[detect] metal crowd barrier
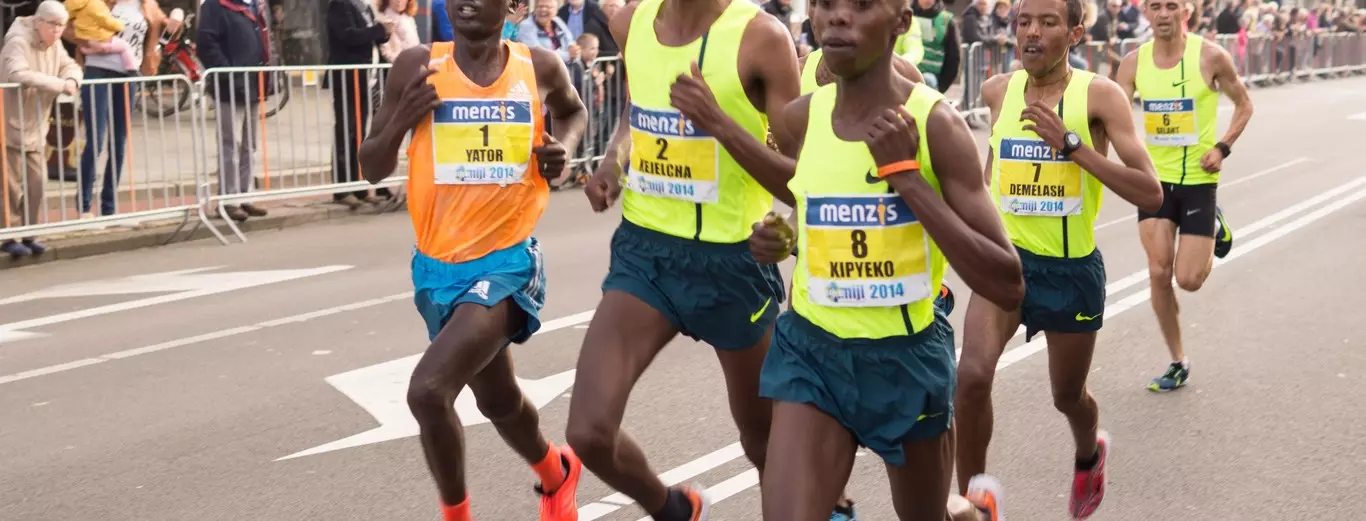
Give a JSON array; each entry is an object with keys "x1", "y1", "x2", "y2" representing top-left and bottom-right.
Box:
[
  {"x1": 1, "y1": 74, "x2": 202, "y2": 243},
  {"x1": 2, "y1": 33, "x2": 1363, "y2": 245}
]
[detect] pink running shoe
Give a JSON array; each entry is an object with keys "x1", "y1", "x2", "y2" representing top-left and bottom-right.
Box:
[{"x1": 1069, "y1": 430, "x2": 1110, "y2": 519}]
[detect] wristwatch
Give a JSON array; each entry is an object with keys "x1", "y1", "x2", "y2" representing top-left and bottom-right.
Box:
[{"x1": 1060, "y1": 131, "x2": 1082, "y2": 158}]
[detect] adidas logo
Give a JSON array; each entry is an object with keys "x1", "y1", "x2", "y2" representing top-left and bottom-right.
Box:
[{"x1": 508, "y1": 81, "x2": 532, "y2": 101}]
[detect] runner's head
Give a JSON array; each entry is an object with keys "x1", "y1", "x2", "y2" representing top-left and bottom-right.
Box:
[
  {"x1": 813, "y1": 0, "x2": 913, "y2": 78},
  {"x1": 1014, "y1": 0, "x2": 1084, "y2": 77},
  {"x1": 447, "y1": 0, "x2": 508, "y2": 39},
  {"x1": 1144, "y1": 0, "x2": 1190, "y2": 40}
]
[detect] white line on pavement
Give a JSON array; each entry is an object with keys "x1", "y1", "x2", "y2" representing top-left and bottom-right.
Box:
[
  {"x1": 1093, "y1": 156, "x2": 1310, "y2": 233},
  {"x1": 639, "y1": 179, "x2": 1366, "y2": 518}
]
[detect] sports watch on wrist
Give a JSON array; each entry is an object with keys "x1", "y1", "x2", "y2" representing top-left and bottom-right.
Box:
[{"x1": 1060, "y1": 131, "x2": 1082, "y2": 157}]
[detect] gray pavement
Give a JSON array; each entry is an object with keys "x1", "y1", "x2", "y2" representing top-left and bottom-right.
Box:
[{"x1": 3, "y1": 77, "x2": 1366, "y2": 521}]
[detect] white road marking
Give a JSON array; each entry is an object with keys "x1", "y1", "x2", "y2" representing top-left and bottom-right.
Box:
[
  {"x1": 647, "y1": 178, "x2": 1366, "y2": 517},
  {"x1": 1093, "y1": 156, "x2": 1309, "y2": 232},
  {"x1": 0, "y1": 266, "x2": 353, "y2": 346},
  {"x1": 1348, "y1": 111, "x2": 1366, "y2": 120}
]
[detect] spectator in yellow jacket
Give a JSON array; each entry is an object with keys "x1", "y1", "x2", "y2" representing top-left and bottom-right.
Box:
[{"x1": 63, "y1": 0, "x2": 137, "y2": 69}]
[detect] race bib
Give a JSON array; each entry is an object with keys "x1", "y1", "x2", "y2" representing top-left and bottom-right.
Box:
[
  {"x1": 803, "y1": 194, "x2": 933, "y2": 308},
  {"x1": 626, "y1": 105, "x2": 720, "y2": 203},
  {"x1": 996, "y1": 137, "x2": 1084, "y2": 217},
  {"x1": 1142, "y1": 98, "x2": 1198, "y2": 147},
  {"x1": 430, "y1": 99, "x2": 534, "y2": 185}
]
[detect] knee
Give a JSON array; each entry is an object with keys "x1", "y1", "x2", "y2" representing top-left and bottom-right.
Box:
[
  {"x1": 955, "y1": 359, "x2": 997, "y2": 406},
  {"x1": 565, "y1": 411, "x2": 619, "y2": 464},
  {"x1": 406, "y1": 374, "x2": 458, "y2": 418},
  {"x1": 475, "y1": 390, "x2": 526, "y2": 425},
  {"x1": 1148, "y1": 263, "x2": 1174, "y2": 287},
  {"x1": 736, "y1": 417, "x2": 770, "y2": 469},
  {"x1": 1051, "y1": 386, "x2": 1091, "y2": 415},
  {"x1": 1175, "y1": 271, "x2": 1205, "y2": 292}
]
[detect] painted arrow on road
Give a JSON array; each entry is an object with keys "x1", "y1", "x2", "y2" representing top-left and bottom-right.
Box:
[
  {"x1": 277, "y1": 311, "x2": 594, "y2": 461},
  {"x1": 0, "y1": 265, "x2": 353, "y2": 345}
]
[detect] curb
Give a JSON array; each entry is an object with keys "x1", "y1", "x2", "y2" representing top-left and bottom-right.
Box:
[{"x1": 1, "y1": 202, "x2": 387, "y2": 271}]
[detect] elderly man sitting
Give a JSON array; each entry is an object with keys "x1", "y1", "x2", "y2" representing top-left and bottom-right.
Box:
[{"x1": 0, "y1": 0, "x2": 82, "y2": 257}]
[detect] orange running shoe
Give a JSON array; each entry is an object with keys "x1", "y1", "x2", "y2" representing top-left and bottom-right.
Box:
[
  {"x1": 537, "y1": 446, "x2": 583, "y2": 521},
  {"x1": 965, "y1": 474, "x2": 1005, "y2": 521},
  {"x1": 675, "y1": 484, "x2": 712, "y2": 520}
]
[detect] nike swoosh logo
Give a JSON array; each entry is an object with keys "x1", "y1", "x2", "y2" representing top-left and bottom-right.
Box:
[
  {"x1": 1075, "y1": 312, "x2": 1101, "y2": 321},
  {"x1": 1171, "y1": 80, "x2": 1189, "y2": 87},
  {"x1": 917, "y1": 411, "x2": 945, "y2": 421},
  {"x1": 750, "y1": 297, "x2": 772, "y2": 323},
  {"x1": 865, "y1": 170, "x2": 881, "y2": 184}
]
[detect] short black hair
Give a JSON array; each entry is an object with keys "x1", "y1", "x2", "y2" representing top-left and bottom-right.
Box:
[{"x1": 1065, "y1": 0, "x2": 1084, "y2": 27}]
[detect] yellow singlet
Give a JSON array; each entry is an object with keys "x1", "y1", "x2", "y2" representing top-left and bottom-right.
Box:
[
  {"x1": 621, "y1": 0, "x2": 773, "y2": 243},
  {"x1": 789, "y1": 82, "x2": 948, "y2": 339},
  {"x1": 1134, "y1": 35, "x2": 1220, "y2": 185},
  {"x1": 988, "y1": 69, "x2": 1103, "y2": 259}
]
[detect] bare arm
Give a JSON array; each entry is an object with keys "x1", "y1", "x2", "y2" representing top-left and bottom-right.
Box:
[
  {"x1": 1072, "y1": 78, "x2": 1163, "y2": 213},
  {"x1": 530, "y1": 46, "x2": 589, "y2": 158},
  {"x1": 1114, "y1": 50, "x2": 1139, "y2": 102},
  {"x1": 1207, "y1": 43, "x2": 1253, "y2": 148},
  {"x1": 886, "y1": 103, "x2": 1024, "y2": 311},
  {"x1": 1, "y1": 40, "x2": 71, "y2": 93},
  {"x1": 891, "y1": 56, "x2": 925, "y2": 84},
  {"x1": 358, "y1": 47, "x2": 431, "y2": 184},
  {"x1": 978, "y1": 73, "x2": 1011, "y2": 186},
  {"x1": 708, "y1": 14, "x2": 801, "y2": 205},
  {"x1": 595, "y1": 2, "x2": 637, "y2": 176}
]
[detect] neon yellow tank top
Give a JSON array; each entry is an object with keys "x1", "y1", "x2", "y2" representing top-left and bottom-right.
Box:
[
  {"x1": 1135, "y1": 35, "x2": 1220, "y2": 186},
  {"x1": 621, "y1": 0, "x2": 772, "y2": 243},
  {"x1": 790, "y1": 82, "x2": 948, "y2": 340},
  {"x1": 800, "y1": 49, "x2": 821, "y2": 94},
  {"x1": 988, "y1": 69, "x2": 1102, "y2": 259}
]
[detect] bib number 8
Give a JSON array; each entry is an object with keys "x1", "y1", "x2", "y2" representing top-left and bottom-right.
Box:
[{"x1": 851, "y1": 229, "x2": 868, "y2": 258}]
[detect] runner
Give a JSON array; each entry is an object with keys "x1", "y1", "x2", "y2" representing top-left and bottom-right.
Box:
[
  {"x1": 568, "y1": 0, "x2": 802, "y2": 518},
  {"x1": 355, "y1": 0, "x2": 588, "y2": 518},
  {"x1": 750, "y1": 0, "x2": 1020, "y2": 518},
  {"x1": 954, "y1": 0, "x2": 1164, "y2": 518},
  {"x1": 1115, "y1": 0, "x2": 1253, "y2": 392}
]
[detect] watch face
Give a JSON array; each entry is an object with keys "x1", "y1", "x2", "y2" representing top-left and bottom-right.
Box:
[{"x1": 1066, "y1": 133, "x2": 1081, "y2": 148}]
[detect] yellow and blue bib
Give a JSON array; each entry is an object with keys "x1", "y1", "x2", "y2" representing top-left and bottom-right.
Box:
[
  {"x1": 988, "y1": 69, "x2": 1102, "y2": 259},
  {"x1": 790, "y1": 82, "x2": 948, "y2": 340},
  {"x1": 621, "y1": 0, "x2": 772, "y2": 243},
  {"x1": 1134, "y1": 35, "x2": 1220, "y2": 185}
]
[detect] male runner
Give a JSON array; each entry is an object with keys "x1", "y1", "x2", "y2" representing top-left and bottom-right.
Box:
[
  {"x1": 954, "y1": 0, "x2": 1164, "y2": 518},
  {"x1": 1115, "y1": 0, "x2": 1253, "y2": 392},
  {"x1": 356, "y1": 0, "x2": 588, "y2": 518},
  {"x1": 748, "y1": 0, "x2": 1019, "y2": 519},
  {"x1": 569, "y1": 0, "x2": 802, "y2": 518}
]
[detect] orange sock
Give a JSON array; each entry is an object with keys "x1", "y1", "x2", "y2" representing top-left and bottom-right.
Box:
[
  {"x1": 441, "y1": 497, "x2": 471, "y2": 521},
  {"x1": 532, "y1": 444, "x2": 567, "y2": 493}
]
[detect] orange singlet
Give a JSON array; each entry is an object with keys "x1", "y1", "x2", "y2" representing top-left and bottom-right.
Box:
[{"x1": 406, "y1": 41, "x2": 547, "y2": 264}]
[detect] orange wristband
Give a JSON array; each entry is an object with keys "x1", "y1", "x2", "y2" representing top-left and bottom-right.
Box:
[{"x1": 877, "y1": 160, "x2": 920, "y2": 178}]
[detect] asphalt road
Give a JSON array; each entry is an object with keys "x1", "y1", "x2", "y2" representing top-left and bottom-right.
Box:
[{"x1": 3, "y1": 77, "x2": 1366, "y2": 521}]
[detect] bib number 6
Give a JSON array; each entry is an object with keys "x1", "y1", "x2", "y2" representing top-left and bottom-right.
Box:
[{"x1": 1162, "y1": 114, "x2": 1171, "y2": 126}]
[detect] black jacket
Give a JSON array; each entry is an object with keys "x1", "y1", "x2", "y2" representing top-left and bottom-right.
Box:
[
  {"x1": 197, "y1": 0, "x2": 274, "y2": 104},
  {"x1": 557, "y1": 1, "x2": 617, "y2": 57},
  {"x1": 327, "y1": 0, "x2": 390, "y2": 65}
]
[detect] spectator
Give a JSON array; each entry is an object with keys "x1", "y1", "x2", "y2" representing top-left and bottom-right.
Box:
[
  {"x1": 73, "y1": 0, "x2": 152, "y2": 219},
  {"x1": 561, "y1": 31, "x2": 602, "y2": 189},
  {"x1": 62, "y1": 0, "x2": 136, "y2": 70},
  {"x1": 430, "y1": 0, "x2": 452, "y2": 41},
  {"x1": 761, "y1": 0, "x2": 794, "y2": 29},
  {"x1": 197, "y1": 0, "x2": 273, "y2": 222},
  {"x1": 959, "y1": 0, "x2": 991, "y2": 46},
  {"x1": 600, "y1": 0, "x2": 624, "y2": 24},
  {"x1": 911, "y1": 0, "x2": 960, "y2": 92},
  {"x1": 797, "y1": 0, "x2": 817, "y2": 56},
  {"x1": 1217, "y1": 0, "x2": 1246, "y2": 34},
  {"x1": 376, "y1": 0, "x2": 419, "y2": 64},
  {"x1": 558, "y1": 0, "x2": 615, "y2": 56},
  {"x1": 505, "y1": 0, "x2": 528, "y2": 40},
  {"x1": 1, "y1": 1, "x2": 80, "y2": 256},
  {"x1": 327, "y1": 0, "x2": 393, "y2": 208},
  {"x1": 518, "y1": 0, "x2": 575, "y2": 63}
]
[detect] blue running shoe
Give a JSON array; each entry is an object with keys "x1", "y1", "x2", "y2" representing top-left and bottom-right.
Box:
[
  {"x1": 934, "y1": 283, "x2": 955, "y2": 316},
  {"x1": 830, "y1": 500, "x2": 856, "y2": 521},
  {"x1": 1148, "y1": 361, "x2": 1190, "y2": 392},
  {"x1": 1214, "y1": 206, "x2": 1233, "y2": 259}
]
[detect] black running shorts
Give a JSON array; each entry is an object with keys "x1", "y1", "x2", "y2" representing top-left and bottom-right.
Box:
[{"x1": 1137, "y1": 182, "x2": 1218, "y2": 237}]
